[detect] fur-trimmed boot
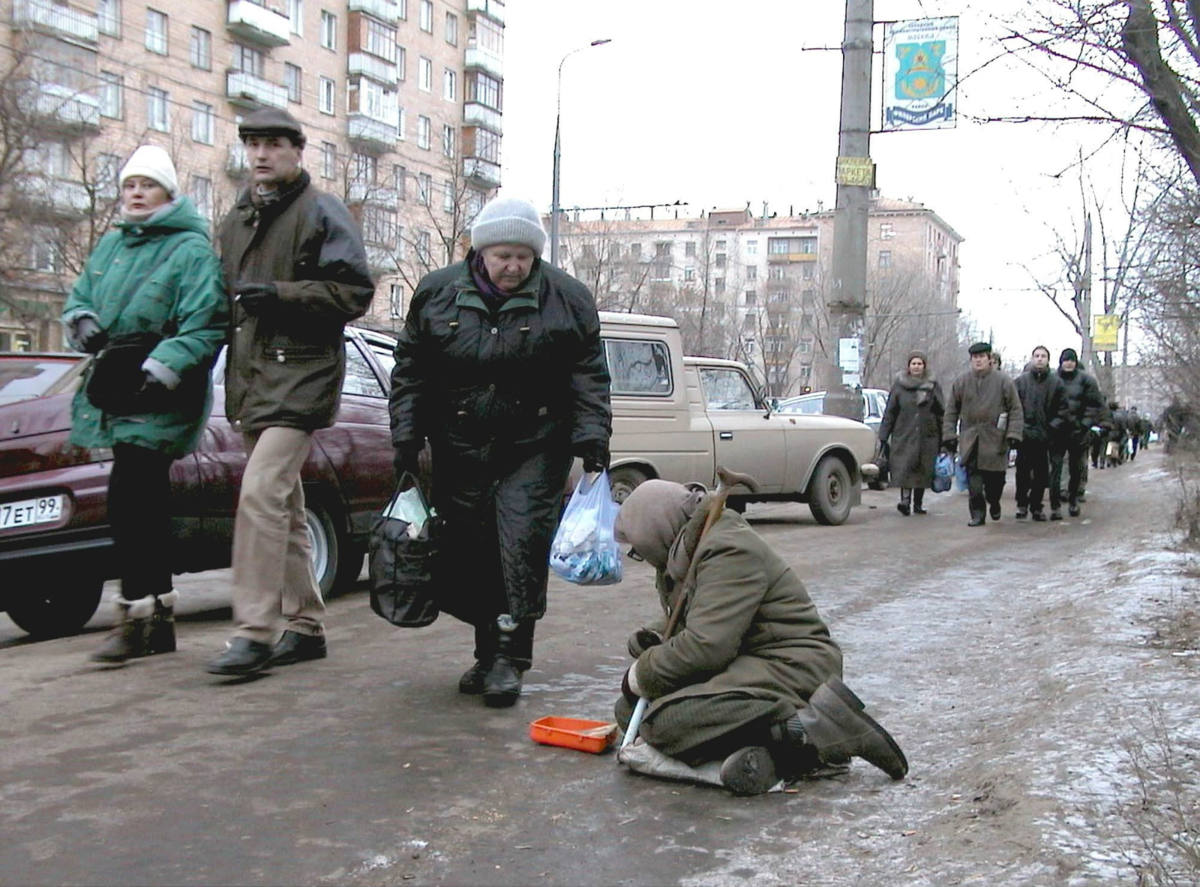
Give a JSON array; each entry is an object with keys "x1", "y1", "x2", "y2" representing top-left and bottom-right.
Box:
[
  {"x1": 91, "y1": 594, "x2": 156, "y2": 664},
  {"x1": 482, "y1": 616, "x2": 535, "y2": 708},
  {"x1": 146, "y1": 590, "x2": 179, "y2": 655}
]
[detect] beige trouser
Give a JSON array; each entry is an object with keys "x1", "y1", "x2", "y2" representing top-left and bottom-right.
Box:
[{"x1": 231, "y1": 427, "x2": 326, "y2": 643}]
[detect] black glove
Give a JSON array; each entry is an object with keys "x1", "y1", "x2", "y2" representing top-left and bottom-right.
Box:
[
  {"x1": 393, "y1": 441, "x2": 424, "y2": 480},
  {"x1": 76, "y1": 317, "x2": 108, "y2": 355},
  {"x1": 621, "y1": 665, "x2": 640, "y2": 706},
  {"x1": 1006, "y1": 437, "x2": 1021, "y2": 450},
  {"x1": 942, "y1": 438, "x2": 957, "y2": 455},
  {"x1": 577, "y1": 439, "x2": 610, "y2": 474},
  {"x1": 234, "y1": 281, "x2": 279, "y2": 316},
  {"x1": 627, "y1": 627, "x2": 663, "y2": 658}
]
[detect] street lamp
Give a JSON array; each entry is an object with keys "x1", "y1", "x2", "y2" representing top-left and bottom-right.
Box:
[{"x1": 550, "y1": 38, "x2": 612, "y2": 267}]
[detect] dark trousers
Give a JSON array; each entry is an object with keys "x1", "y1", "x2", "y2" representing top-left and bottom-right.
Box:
[
  {"x1": 1015, "y1": 440, "x2": 1051, "y2": 513},
  {"x1": 1049, "y1": 444, "x2": 1085, "y2": 509},
  {"x1": 1090, "y1": 435, "x2": 1105, "y2": 468},
  {"x1": 107, "y1": 443, "x2": 177, "y2": 600}
]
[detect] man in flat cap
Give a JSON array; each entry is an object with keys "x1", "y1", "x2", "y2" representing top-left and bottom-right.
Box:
[
  {"x1": 942, "y1": 342, "x2": 1024, "y2": 526},
  {"x1": 209, "y1": 107, "x2": 375, "y2": 677}
]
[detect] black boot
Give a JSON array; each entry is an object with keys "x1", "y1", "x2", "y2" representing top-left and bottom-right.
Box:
[
  {"x1": 146, "y1": 590, "x2": 178, "y2": 655},
  {"x1": 483, "y1": 616, "x2": 534, "y2": 708},
  {"x1": 896, "y1": 488, "x2": 911, "y2": 516},
  {"x1": 460, "y1": 622, "x2": 497, "y2": 695},
  {"x1": 91, "y1": 595, "x2": 154, "y2": 664},
  {"x1": 912, "y1": 488, "x2": 927, "y2": 515}
]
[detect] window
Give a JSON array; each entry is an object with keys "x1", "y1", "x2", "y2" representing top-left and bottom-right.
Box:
[
  {"x1": 287, "y1": 0, "x2": 303, "y2": 36},
  {"x1": 233, "y1": 45, "x2": 264, "y2": 77},
  {"x1": 418, "y1": 57, "x2": 432, "y2": 91},
  {"x1": 191, "y1": 175, "x2": 212, "y2": 220},
  {"x1": 396, "y1": 46, "x2": 407, "y2": 80},
  {"x1": 320, "y1": 10, "x2": 336, "y2": 50},
  {"x1": 96, "y1": 153, "x2": 121, "y2": 196},
  {"x1": 442, "y1": 124, "x2": 455, "y2": 157},
  {"x1": 191, "y1": 101, "x2": 214, "y2": 144},
  {"x1": 360, "y1": 79, "x2": 396, "y2": 121},
  {"x1": 473, "y1": 127, "x2": 500, "y2": 162},
  {"x1": 768, "y1": 236, "x2": 817, "y2": 255},
  {"x1": 97, "y1": 0, "x2": 119, "y2": 36},
  {"x1": 417, "y1": 115, "x2": 431, "y2": 150},
  {"x1": 393, "y1": 165, "x2": 407, "y2": 199},
  {"x1": 744, "y1": 290, "x2": 756, "y2": 306},
  {"x1": 715, "y1": 252, "x2": 726, "y2": 269},
  {"x1": 366, "y1": 19, "x2": 397, "y2": 62},
  {"x1": 351, "y1": 152, "x2": 377, "y2": 185},
  {"x1": 396, "y1": 106, "x2": 407, "y2": 140},
  {"x1": 361, "y1": 204, "x2": 397, "y2": 246},
  {"x1": 802, "y1": 263, "x2": 814, "y2": 280},
  {"x1": 880, "y1": 222, "x2": 895, "y2": 240},
  {"x1": 396, "y1": 0, "x2": 408, "y2": 19},
  {"x1": 319, "y1": 77, "x2": 335, "y2": 114},
  {"x1": 604, "y1": 339, "x2": 673, "y2": 396},
  {"x1": 285, "y1": 64, "x2": 302, "y2": 103},
  {"x1": 98, "y1": 71, "x2": 123, "y2": 119},
  {"x1": 445, "y1": 12, "x2": 458, "y2": 44},
  {"x1": 685, "y1": 241, "x2": 696, "y2": 258},
  {"x1": 389, "y1": 283, "x2": 405, "y2": 320},
  {"x1": 147, "y1": 87, "x2": 169, "y2": 131},
  {"x1": 769, "y1": 266, "x2": 786, "y2": 280},
  {"x1": 417, "y1": 172, "x2": 431, "y2": 205},
  {"x1": 700, "y1": 367, "x2": 757, "y2": 411},
  {"x1": 416, "y1": 229, "x2": 431, "y2": 265},
  {"x1": 419, "y1": 0, "x2": 432, "y2": 32},
  {"x1": 443, "y1": 68, "x2": 457, "y2": 102},
  {"x1": 145, "y1": 9, "x2": 167, "y2": 54},
  {"x1": 30, "y1": 229, "x2": 57, "y2": 273},
  {"x1": 470, "y1": 14, "x2": 503, "y2": 56},
  {"x1": 715, "y1": 278, "x2": 726, "y2": 295},
  {"x1": 321, "y1": 142, "x2": 337, "y2": 179},
  {"x1": 443, "y1": 180, "x2": 453, "y2": 213},
  {"x1": 31, "y1": 142, "x2": 70, "y2": 178},
  {"x1": 344, "y1": 342, "x2": 386, "y2": 397},
  {"x1": 746, "y1": 265, "x2": 757, "y2": 280},
  {"x1": 629, "y1": 243, "x2": 641, "y2": 259},
  {"x1": 878, "y1": 250, "x2": 892, "y2": 268},
  {"x1": 469, "y1": 72, "x2": 501, "y2": 110},
  {"x1": 190, "y1": 27, "x2": 211, "y2": 69},
  {"x1": 746, "y1": 240, "x2": 758, "y2": 256}
]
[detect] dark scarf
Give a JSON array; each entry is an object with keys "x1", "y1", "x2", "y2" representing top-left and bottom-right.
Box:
[
  {"x1": 470, "y1": 252, "x2": 515, "y2": 310},
  {"x1": 242, "y1": 170, "x2": 311, "y2": 226}
]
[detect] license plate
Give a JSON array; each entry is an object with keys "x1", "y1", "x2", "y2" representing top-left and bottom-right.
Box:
[{"x1": 0, "y1": 495, "x2": 66, "y2": 531}]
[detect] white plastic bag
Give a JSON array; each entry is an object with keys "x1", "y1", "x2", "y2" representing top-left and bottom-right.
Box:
[{"x1": 550, "y1": 471, "x2": 623, "y2": 586}]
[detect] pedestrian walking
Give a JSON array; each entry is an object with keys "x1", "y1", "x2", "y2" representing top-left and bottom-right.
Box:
[
  {"x1": 1049, "y1": 348, "x2": 1107, "y2": 519},
  {"x1": 1013, "y1": 346, "x2": 1069, "y2": 521},
  {"x1": 877, "y1": 350, "x2": 945, "y2": 516},
  {"x1": 388, "y1": 197, "x2": 612, "y2": 708},
  {"x1": 1128, "y1": 407, "x2": 1143, "y2": 460},
  {"x1": 612, "y1": 479, "x2": 907, "y2": 795},
  {"x1": 942, "y1": 342, "x2": 1024, "y2": 526},
  {"x1": 61, "y1": 145, "x2": 228, "y2": 663},
  {"x1": 1106, "y1": 401, "x2": 1128, "y2": 467},
  {"x1": 207, "y1": 108, "x2": 374, "y2": 677}
]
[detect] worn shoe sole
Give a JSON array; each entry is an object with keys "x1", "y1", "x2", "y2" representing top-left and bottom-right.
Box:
[
  {"x1": 269, "y1": 645, "x2": 328, "y2": 666},
  {"x1": 813, "y1": 678, "x2": 909, "y2": 780},
  {"x1": 720, "y1": 746, "x2": 779, "y2": 795}
]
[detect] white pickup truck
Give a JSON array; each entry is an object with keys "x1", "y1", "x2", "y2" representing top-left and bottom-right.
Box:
[{"x1": 598, "y1": 312, "x2": 878, "y2": 525}]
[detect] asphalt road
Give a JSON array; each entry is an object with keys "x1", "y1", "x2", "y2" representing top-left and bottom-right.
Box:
[{"x1": 0, "y1": 448, "x2": 1186, "y2": 886}]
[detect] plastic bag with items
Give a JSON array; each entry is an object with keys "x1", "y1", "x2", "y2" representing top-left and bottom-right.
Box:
[
  {"x1": 932, "y1": 452, "x2": 954, "y2": 493},
  {"x1": 550, "y1": 471, "x2": 623, "y2": 586}
]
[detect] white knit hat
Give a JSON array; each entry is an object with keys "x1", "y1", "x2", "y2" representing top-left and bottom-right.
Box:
[
  {"x1": 119, "y1": 145, "x2": 179, "y2": 197},
  {"x1": 470, "y1": 197, "x2": 547, "y2": 254}
]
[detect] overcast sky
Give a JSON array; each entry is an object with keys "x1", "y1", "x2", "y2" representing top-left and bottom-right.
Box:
[{"x1": 493, "y1": 0, "x2": 1142, "y2": 370}]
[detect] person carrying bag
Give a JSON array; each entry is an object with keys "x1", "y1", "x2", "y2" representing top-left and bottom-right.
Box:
[{"x1": 369, "y1": 473, "x2": 441, "y2": 628}]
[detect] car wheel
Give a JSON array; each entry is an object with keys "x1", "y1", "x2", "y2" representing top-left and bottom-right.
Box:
[
  {"x1": 808, "y1": 455, "x2": 854, "y2": 526},
  {"x1": 305, "y1": 501, "x2": 363, "y2": 599},
  {"x1": 6, "y1": 573, "x2": 104, "y2": 638},
  {"x1": 608, "y1": 466, "x2": 648, "y2": 504}
]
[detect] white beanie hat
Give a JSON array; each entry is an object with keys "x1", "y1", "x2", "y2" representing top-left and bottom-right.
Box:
[
  {"x1": 470, "y1": 197, "x2": 547, "y2": 255},
  {"x1": 119, "y1": 145, "x2": 179, "y2": 197}
]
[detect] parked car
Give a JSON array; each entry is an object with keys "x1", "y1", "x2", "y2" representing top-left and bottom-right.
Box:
[
  {"x1": 0, "y1": 353, "x2": 82, "y2": 406},
  {"x1": 0, "y1": 328, "x2": 398, "y2": 639},
  {"x1": 775, "y1": 388, "x2": 890, "y2": 434}
]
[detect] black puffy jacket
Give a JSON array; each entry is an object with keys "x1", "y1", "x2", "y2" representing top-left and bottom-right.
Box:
[
  {"x1": 1014, "y1": 367, "x2": 1069, "y2": 443},
  {"x1": 1056, "y1": 367, "x2": 1107, "y2": 447}
]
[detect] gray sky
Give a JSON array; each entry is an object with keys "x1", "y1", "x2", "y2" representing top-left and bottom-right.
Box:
[{"x1": 495, "y1": 0, "x2": 1140, "y2": 371}]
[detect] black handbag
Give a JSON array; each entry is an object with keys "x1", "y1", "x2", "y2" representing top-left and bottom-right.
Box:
[
  {"x1": 85, "y1": 331, "x2": 167, "y2": 415},
  {"x1": 368, "y1": 474, "x2": 440, "y2": 628}
]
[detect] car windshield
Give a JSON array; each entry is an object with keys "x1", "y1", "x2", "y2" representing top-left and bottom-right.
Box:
[{"x1": 0, "y1": 357, "x2": 82, "y2": 404}]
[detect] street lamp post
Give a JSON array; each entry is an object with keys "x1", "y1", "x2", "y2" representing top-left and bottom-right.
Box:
[{"x1": 550, "y1": 38, "x2": 611, "y2": 268}]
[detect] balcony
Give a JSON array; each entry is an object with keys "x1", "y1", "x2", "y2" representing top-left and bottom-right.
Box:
[
  {"x1": 347, "y1": 113, "x2": 398, "y2": 149},
  {"x1": 348, "y1": 52, "x2": 398, "y2": 86},
  {"x1": 226, "y1": 0, "x2": 291, "y2": 47},
  {"x1": 11, "y1": 0, "x2": 97, "y2": 46},
  {"x1": 226, "y1": 70, "x2": 289, "y2": 109},
  {"x1": 463, "y1": 156, "x2": 501, "y2": 188},
  {"x1": 466, "y1": 0, "x2": 505, "y2": 25},
  {"x1": 766, "y1": 251, "x2": 817, "y2": 263},
  {"x1": 347, "y1": 182, "x2": 399, "y2": 205},
  {"x1": 226, "y1": 143, "x2": 250, "y2": 178},
  {"x1": 23, "y1": 84, "x2": 100, "y2": 131},
  {"x1": 464, "y1": 46, "x2": 503, "y2": 80},
  {"x1": 348, "y1": 0, "x2": 401, "y2": 23},
  {"x1": 366, "y1": 245, "x2": 401, "y2": 272},
  {"x1": 463, "y1": 102, "x2": 502, "y2": 133},
  {"x1": 14, "y1": 174, "x2": 91, "y2": 217}
]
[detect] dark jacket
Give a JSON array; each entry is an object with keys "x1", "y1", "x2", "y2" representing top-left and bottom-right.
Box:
[
  {"x1": 1014, "y1": 367, "x2": 1069, "y2": 444},
  {"x1": 218, "y1": 171, "x2": 374, "y2": 433},
  {"x1": 877, "y1": 371, "x2": 945, "y2": 488},
  {"x1": 1055, "y1": 367, "x2": 1107, "y2": 448},
  {"x1": 943, "y1": 367, "x2": 1025, "y2": 471},
  {"x1": 389, "y1": 256, "x2": 612, "y2": 622}
]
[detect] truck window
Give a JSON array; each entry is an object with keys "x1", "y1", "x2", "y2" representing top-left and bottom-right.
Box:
[
  {"x1": 699, "y1": 367, "x2": 758, "y2": 411},
  {"x1": 605, "y1": 339, "x2": 673, "y2": 396}
]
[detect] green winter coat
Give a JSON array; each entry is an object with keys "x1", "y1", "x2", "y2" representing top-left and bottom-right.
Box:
[
  {"x1": 62, "y1": 198, "x2": 228, "y2": 457},
  {"x1": 633, "y1": 499, "x2": 843, "y2": 719},
  {"x1": 943, "y1": 366, "x2": 1025, "y2": 472}
]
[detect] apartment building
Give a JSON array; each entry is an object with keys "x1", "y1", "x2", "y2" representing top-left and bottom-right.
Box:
[
  {"x1": 556, "y1": 195, "x2": 963, "y2": 396},
  {"x1": 0, "y1": 0, "x2": 504, "y2": 350}
]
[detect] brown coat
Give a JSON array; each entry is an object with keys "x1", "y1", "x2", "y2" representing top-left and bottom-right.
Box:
[{"x1": 943, "y1": 367, "x2": 1025, "y2": 471}]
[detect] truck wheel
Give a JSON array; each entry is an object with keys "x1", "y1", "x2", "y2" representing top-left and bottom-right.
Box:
[
  {"x1": 808, "y1": 456, "x2": 854, "y2": 526},
  {"x1": 6, "y1": 574, "x2": 104, "y2": 638},
  {"x1": 608, "y1": 466, "x2": 648, "y2": 504},
  {"x1": 305, "y1": 501, "x2": 362, "y2": 598}
]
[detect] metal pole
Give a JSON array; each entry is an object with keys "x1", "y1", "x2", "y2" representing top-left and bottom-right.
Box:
[
  {"x1": 549, "y1": 39, "x2": 611, "y2": 268},
  {"x1": 1080, "y1": 213, "x2": 1094, "y2": 369},
  {"x1": 824, "y1": 0, "x2": 873, "y2": 421}
]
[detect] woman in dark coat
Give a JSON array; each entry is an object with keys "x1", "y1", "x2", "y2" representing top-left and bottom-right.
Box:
[
  {"x1": 877, "y1": 351, "x2": 945, "y2": 515},
  {"x1": 389, "y1": 197, "x2": 612, "y2": 707}
]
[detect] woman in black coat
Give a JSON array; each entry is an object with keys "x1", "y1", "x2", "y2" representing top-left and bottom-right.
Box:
[
  {"x1": 877, "y1": 351, "x2": 945, "y2": 515},
  {"x1": 389, "y1": 197, "x2": 612, "y2": 707}
]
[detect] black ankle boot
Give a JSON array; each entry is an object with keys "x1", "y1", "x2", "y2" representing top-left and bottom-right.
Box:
[
  {"x1": 483, "y1": 616, "x2": 534, "y2": 708},
  {"x1": 912, "y1": 489, "x2": 927, "y2": 514},
  {"x1": 897, "y1": 489, "x2": 911, "y2": 516},
  {"x1": 147, "y1": 590, "x2": 179, "y2": 655}
]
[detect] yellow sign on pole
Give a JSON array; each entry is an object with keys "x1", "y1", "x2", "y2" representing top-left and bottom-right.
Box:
[
  {"x1": 1093, "y1": 314, "x2": 1120, "y2": 351},
  {"x1": 836, "y1": 156, "x2": 876, "y2": 188}
]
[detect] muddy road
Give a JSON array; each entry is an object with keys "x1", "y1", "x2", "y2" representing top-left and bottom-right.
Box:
[{"x1": 1, "y1": 448, "x2": 1193, "y2": 886}]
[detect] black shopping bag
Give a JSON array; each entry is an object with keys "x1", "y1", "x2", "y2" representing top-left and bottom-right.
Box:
[
  {"x1": 368, "y1": 474, "x2": 440, "y2": 628},
  {"x1": 85, "y1": 332, "x2": 164, "y2": 415}
]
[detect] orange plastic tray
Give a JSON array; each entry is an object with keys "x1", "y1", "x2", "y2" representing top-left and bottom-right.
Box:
[{"x1": 529, "y1": 716, "x2": 618, "y2": 754}]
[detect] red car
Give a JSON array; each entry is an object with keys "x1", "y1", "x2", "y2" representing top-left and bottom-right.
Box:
[{"x1": 0, "y1": 328, "x2": 398, "y2": 638}]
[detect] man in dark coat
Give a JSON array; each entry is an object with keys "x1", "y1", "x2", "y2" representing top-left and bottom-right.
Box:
[
  {"x1": 943, "y1": 342, "x2": 1024, "y2": 526},
  {"x1": 877, "y1": 350, "x2": 945, "y2": 516},
  {"x1": 1050, "y1": 348, "x2": 1107, "y2": 519},
  {"x1": 612, "y1": 480, "x2": 907, "y2": 795},
  {"x1": 208, "y1": 108, "x2": 375, "y2": 677},
  {"x1": 1013, "y1": 346, "x2": 1069, "y2": 520},
  {"x1": 389, "y1": 197, "x2": 611, "y2": 707}
]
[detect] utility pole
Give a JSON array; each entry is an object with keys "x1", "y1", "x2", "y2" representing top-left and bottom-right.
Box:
[
  {"x1": 1079, "y1": 212, "x2": 1094, "y2": 369},
  {"x1": 824, "y1": 0, "x2": 873, "y2": 421}
]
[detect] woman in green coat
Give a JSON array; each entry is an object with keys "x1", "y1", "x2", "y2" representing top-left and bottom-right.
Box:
[{"x1": 61, "y1": 145, "x2": 228, "y2": 664}]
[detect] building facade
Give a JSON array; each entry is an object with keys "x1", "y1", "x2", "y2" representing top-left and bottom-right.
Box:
[{"x1": 0, "y1": 0, "x2": 504, "y2": 350}]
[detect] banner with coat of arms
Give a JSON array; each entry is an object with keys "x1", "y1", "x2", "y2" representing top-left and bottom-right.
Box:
[{"x1": 882, "y1": 17, "x2": 959, "y2": 131}]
